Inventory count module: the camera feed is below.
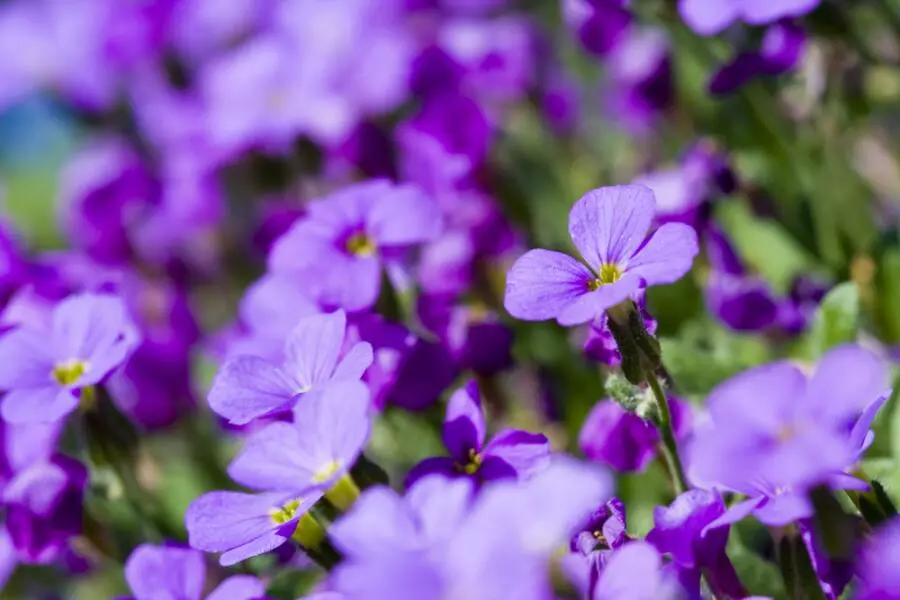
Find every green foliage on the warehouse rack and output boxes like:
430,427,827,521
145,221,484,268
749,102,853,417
801,282,861,359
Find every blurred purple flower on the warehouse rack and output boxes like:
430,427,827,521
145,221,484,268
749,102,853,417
562,0,631,57
679,0,819,36
591,542,681,600
405,380,549,487
856,517,900,599
579,396,691,472
709,22,806,95
270,180,442,312
505,185,698,326
605,28,673,132
689,345,890,526
124,544,265,600
209,310,372,425
584,299,657,366
228,381,372,492
186,488,323,566
0,293,139,424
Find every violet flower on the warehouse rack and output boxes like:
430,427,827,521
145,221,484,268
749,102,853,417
124,544,266,600
0,292,139,423
689,345,890,528
579,397,691,472
856,517,900,599
269,180,443,312
227,381,372,493
679,0,820,35
562,0,631,57
591,542,681,600
709,22,806,95
208,310,372,425
405,380,550,487
504,184,698,326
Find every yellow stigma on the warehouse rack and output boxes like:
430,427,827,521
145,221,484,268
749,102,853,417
345,232,377,257
52,359,88,387
312,460,342,484
270,498,304,525
587,263,622,291
458,448,483,475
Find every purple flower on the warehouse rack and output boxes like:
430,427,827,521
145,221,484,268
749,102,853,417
591,542,681,600
405,380,550,487
124,544,266,600
562,0,631,57
679,0,819,35
227,381,372,492
583,299,657,366
579,397,691,472
269,180,443,312
647,489,745,599
709,22,806,95
504,184,698,326
571,498,630,557
186,488,323,567
856,517,900,599
689,345,890,526
604,28,673,133
0,292,139,424
4,454,86,564
208,310,372,425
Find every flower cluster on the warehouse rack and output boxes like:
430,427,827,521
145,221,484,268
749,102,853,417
1,0,900,598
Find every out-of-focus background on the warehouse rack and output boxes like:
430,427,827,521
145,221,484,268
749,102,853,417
3,0,900,598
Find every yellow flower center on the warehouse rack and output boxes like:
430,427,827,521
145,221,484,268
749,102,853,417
457,448,483,475
52,360,88,387
312,460,342,484
270,498,304,525
587,263,621,291
345,232,377,257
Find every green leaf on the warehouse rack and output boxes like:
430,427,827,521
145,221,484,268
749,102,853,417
728,539,787,599
802,282,860,358
777,534,829,600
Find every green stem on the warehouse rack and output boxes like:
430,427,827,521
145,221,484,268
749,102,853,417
646,376,689,495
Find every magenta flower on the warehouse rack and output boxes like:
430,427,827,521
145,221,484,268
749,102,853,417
227,381,372,493
124,544,265,600
0,293,139,423
504,185,698,326
404,380,550,488
208,310,373,425
269,180,443,312
679,0,820,36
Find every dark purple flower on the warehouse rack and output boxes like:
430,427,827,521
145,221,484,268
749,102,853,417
505,185,698,326
800,520,853,600
562,0,631,57
679,0,819,35
398,92,492,171
0,293,139,424
270,180,443,312
689,345,890,527
571,498,630,556
4,455,86,564
209,310,372,425
709,22,806,95
856,517,900,599
124,544,266,600
579,397,691,473
405,380,550,487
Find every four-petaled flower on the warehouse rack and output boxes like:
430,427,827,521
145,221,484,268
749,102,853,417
504,184,698,326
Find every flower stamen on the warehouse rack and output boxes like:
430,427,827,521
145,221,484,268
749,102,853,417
52,359,88,387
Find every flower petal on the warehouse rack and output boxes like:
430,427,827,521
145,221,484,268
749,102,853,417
403,457,458,489
678,0,739,35
284,310,346,390
124,545,206,600
557,273,643,326
207,356,297,424
366,183,443,247
185,490,288,553
804,345,889,426
227,422,319,492
406,476,474,544
0,328,55,389
483,429,551,479
625,222,699,286
504,249,592,321
207,575,267,600
330,486,419,557
568,184,655,269
332,341,374,382
701,497,765,535
219,530,289,567
1,387,78,424
443,380,486,459
752,492,813,527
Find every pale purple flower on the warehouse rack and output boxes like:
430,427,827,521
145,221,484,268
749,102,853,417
208,310,372,424
689,345,890,527
405,380,550,487
591,542,681,600
856,517,900,600
269,180,443,312
0,293,139,423
186,488,323,567
227,381,372,492
504,184,698,326
679,0,820,36
124,544,265,600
